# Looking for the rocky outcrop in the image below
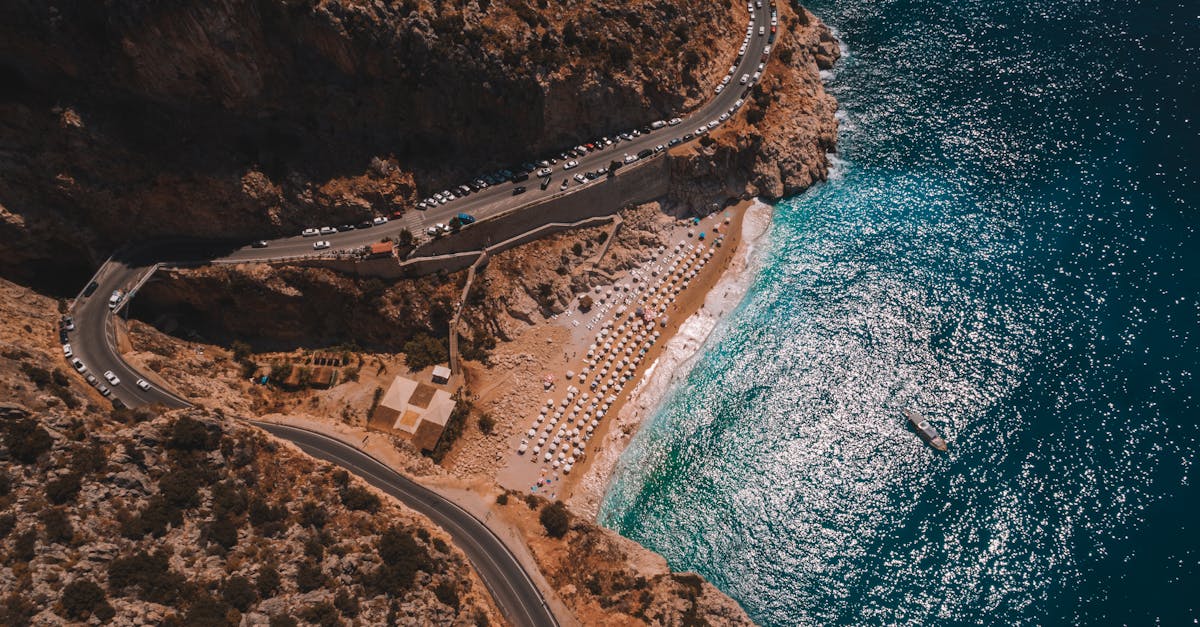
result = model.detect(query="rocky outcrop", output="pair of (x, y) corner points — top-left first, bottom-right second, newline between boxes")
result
(668, 4), (840, 208)
(0, 0), (742, 282)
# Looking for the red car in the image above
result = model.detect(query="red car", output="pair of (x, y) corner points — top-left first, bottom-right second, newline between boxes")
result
(391, 210), (404, 219)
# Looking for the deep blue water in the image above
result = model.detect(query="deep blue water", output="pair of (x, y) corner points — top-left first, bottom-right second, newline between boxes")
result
(599, 0), (1197, 624)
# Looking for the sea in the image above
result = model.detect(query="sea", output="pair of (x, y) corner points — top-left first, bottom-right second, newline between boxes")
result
(597, 0), (1198, 624)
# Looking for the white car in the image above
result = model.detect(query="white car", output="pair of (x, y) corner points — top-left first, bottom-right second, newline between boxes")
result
(301, 228), (319, 237)
(764, 45), (772, 54)
(319, 226), (337, 235)
(623, 154), (638, 164)
(758, 62), (765, 72)
(668, 117), (682, 126)
(708, 120), (720, 129)
(372, 216), (388, 225)
(136, 379), (152, 391)
(753, 71), (762, 81)
(715, 84), (725, 94)
(563, 160), (579, 170)
(758, 26), (765, 36)
(103, 370), (121, 386)
(729, 65), (737, 74)
(735, 98), (745, 108)
(720, 112), (730, 122)
(739, 44), (748, 56)
(98, 385), (111, 397)
(71, 358), (85, 372)
(313, 240), (331, 250)
(63, 344), (73, 358)
(696, 126), (708, 136)
(573, 173), (587, 184)
(740, 73), (750, 85)
(722, 75), (732, 85)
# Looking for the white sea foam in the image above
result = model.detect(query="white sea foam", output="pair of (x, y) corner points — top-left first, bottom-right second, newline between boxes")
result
(570, 201), (774, 519)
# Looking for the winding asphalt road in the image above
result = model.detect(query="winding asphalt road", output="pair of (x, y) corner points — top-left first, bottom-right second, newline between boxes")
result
(254, 422), (558, 627)
(57, 4), (778, 625)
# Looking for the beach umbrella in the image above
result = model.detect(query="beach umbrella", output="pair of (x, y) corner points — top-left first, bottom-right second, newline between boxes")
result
(527, 429), (536, 437)
(566, 370), (575, 379)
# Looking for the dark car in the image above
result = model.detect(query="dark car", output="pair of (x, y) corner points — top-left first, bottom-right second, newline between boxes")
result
(513, 186), (527, 195)
(337, 224), (356, 232)
(82, 280), (99, 297)
(683, 132), (695, 141)
(637, 148), (653, 159)
(512, 172), (530, 183)
(251, 240), (269, 248)
(357, 221), (373, 229)
(59, 329), (70, 344)
(585, 171), (598, 180)
(540, 177), (551, 190)
(668, 137), (683, 147)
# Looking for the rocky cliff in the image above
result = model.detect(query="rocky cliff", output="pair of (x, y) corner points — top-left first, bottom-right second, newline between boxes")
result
(0, 278), (502, 626)
(0, 0), (741, 284)
(668, 2), (840, 208)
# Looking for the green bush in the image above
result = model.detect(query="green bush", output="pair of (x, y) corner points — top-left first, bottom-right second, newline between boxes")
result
(334, 588), (360, 618)
(107, 550), (188, 605)
(70, 441), (107, 475)
(269, 615), (298, 627)
(339, 486), (381, 513)
(0, 513), (16, 539)
(12, 529), (36, 562)
(257, 565), (281, 598)
(495, 492), (509, 506)
(40, 508), (73, 544)
(295, 560), (326, 593)
(478, 414), (496, 435)
(221, 575), (257, 612)
(363, 526), (430, 596)
(60, 579), (114, 621)
(539, 501), (570, 538)
(3, 418), (53, 465)
(45, 472), (82, 505)
(402, 333), (448, 372)
(168, 416), (218, 451)
(248, 498), (288, 537)
(299, 602), (340, 627)
(300, 501), (328, 529)
(434, 580), (460, 610)
(121, 496), (182, 539)
(211, 480), (249, 516)
(205, 514), (240, 550)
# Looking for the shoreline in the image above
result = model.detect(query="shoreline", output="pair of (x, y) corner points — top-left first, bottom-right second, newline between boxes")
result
(566, 199), (775, 520)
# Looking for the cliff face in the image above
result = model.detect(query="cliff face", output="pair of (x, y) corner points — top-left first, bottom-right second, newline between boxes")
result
(668, 3), (840, 208)
(0, 0), (740, 282)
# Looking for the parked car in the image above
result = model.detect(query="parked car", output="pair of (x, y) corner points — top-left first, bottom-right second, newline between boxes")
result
(61, 316), (75, 331)
(637, 148), (653, 159)
(654, 144), (666, 153)
(104, 370), (121, 386)
(319, 226), (337, 235)
(623, 153), (638, 164)
(252, 240), (269, 248)
(668, 137), (683, 147)
(71, 358), (85, 372)
(136, 379), (152, 391)
(537, 167), (553, 178)
(668, 117), (682, 126)
(302, 228), (319, 237)
(683, 132), (695, 141)
(313, 240), (331, 250)
(758, 26), (765, 36)
(563, 160), (579, 170)
(720, 112), (731, 122)
(513, 185), (527, 195)
(715, 84), (725, 94)
(573, 173), (587, 184)
(740, 73), (750, 85)
(337, 224), (356, 232)
(753, 71), (761, 81)
(85, 373), (98, 386)
(108, 290), (122, 310)
(63, 344), (73, 358)
(650, 120), (667, 130)
(708, 120), (720, 129)
(98, 384), (111, 397)
(457, 213), (477, 225)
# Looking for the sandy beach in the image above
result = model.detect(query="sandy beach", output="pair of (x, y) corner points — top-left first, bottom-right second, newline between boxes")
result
(484, 199), (775, 516)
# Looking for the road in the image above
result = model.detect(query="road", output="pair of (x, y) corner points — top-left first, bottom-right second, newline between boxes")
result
(56, 6), (776, 622)
(253, 422), (558, 627)
(62, 3), (775, 408)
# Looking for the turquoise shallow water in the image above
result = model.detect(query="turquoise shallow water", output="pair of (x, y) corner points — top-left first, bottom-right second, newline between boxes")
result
(598, 0), (1197, 624)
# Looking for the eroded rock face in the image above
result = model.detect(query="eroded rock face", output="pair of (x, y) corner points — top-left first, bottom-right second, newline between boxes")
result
(668, 4), (841, 209)
(0, 0), (741, 280)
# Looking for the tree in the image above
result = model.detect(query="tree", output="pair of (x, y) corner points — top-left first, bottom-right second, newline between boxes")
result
(168, 416), (216, 451)
(571, 242), (584, 256)
(45, 472), (82, 504)
(41, 508), (74, 544)
(364, 526), (430, 595)
(539, 501), (570, 538)
(397, 228), (414, 247)
(448, 216), (463, 232)
(578, 295), (594, 312)
(339, 485), (381, 513)
(477, 414), (496, 435)
(295, 560), (326, 593)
